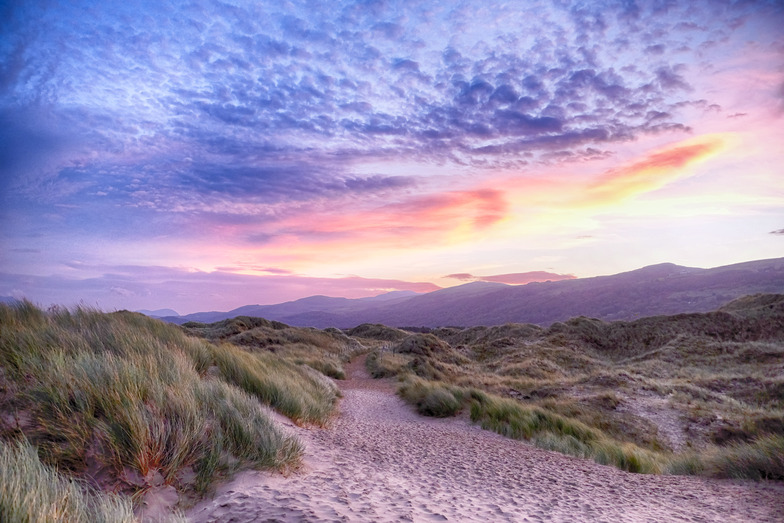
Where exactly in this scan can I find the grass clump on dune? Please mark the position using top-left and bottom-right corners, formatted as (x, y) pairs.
(396, 375), (662, 473)
(1, 438), (135, 523)
(365, 351), (412, 378)
(668, 435), (784, 480)
(210, 342), (340, 426)
(0, 301), (337, 511)
(398, 376), (475, 417)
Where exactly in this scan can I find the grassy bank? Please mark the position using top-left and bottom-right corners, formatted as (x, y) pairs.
(0, 302), (341, 518)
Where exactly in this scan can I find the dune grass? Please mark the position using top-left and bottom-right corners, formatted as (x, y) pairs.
(397, 376), (475, 418)
(374, 295), (784, 479)
(181, 316), (365, 382)
(365, 351), (411, 378)
(668, 435), (784, 480)
(397, 375), (661, 473)
(0, 438), (135, 523)
(469, 392), (662, 473)
(0, 301), (342, 514)
(210, 341), (340, 426)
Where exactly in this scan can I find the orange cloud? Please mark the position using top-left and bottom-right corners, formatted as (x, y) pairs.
(280, 188), (509, 247)
(581, 135), (727, 206)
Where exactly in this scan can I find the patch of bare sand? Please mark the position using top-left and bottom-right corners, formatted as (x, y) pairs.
(187, 355), (784, 522)
(616, 391), (689, 452)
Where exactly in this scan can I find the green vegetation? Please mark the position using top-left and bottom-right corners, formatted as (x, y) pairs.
(365, 351), (410, 378)
(396, 376), (660, 473)
(1, 438), (135, 523)
(398, 376), (474, 418)
(0, 301), (343, 517)
(668, 435), (784, 480)
(372, 294), (784, 479)
(210, 342), (339, 425)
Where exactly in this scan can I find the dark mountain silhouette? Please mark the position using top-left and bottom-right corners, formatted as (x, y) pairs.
(160, 258), (784, 328)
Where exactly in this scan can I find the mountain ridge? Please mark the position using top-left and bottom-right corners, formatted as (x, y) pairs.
(158, 257), (784, 328)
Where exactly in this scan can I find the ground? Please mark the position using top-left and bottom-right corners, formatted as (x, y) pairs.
(187, 355), (784, 522)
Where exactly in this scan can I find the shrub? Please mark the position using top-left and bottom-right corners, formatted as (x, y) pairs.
(366, 351), (411, 378)
(469, 392), (662, 473)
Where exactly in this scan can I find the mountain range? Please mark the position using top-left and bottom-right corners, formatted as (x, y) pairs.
(155, 257), (784, 328)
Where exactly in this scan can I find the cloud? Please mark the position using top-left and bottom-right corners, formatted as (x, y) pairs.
(2, 0), (748, 200)
(443, 273), (474, 281)
(581, 135), (727, 206)
(2, 0), (781, 304)
(444, 271), (576, 285)
(282, 187), (510, 250)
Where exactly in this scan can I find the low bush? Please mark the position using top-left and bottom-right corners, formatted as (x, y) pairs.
(469, 393), (662, 473)
(702, 435), (784, 480)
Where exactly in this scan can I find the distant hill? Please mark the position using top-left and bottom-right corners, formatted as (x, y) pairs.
(159, 258), (784, 328)
(135, 308), (179, 318)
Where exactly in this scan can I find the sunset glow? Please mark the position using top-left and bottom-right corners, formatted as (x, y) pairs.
(1, 1), (782, 314)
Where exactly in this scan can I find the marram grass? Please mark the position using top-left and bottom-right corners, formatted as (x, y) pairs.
(667, 435), (784, 480)
(0, 301), (339, 507)
(397, 374), (663, 473)
(0, 438), (135, 523)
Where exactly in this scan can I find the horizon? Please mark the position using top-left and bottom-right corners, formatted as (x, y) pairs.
(2, 1), (783, 315)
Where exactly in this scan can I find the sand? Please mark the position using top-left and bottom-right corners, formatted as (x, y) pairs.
(187, 356), (784, 522)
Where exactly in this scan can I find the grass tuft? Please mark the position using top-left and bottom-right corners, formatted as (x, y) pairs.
(398, 377), (469, 417)
(210, 342), (339, 426)
(669, 435), (784, 480)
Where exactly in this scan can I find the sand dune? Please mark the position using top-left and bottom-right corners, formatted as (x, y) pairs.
(188, 356), (784, 522)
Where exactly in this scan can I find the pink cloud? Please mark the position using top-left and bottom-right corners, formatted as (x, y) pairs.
(582, 136), (726, 206)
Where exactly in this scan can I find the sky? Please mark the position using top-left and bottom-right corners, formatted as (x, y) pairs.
(1, 0), (783, 314)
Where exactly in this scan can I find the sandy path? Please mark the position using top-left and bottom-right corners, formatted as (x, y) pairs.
(188, 356), (784, 522)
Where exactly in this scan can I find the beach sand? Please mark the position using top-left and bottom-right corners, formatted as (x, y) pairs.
(187, 356), (784, 522)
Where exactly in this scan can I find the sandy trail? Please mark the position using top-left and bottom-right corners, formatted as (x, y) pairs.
(188, 356), (784, 522)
